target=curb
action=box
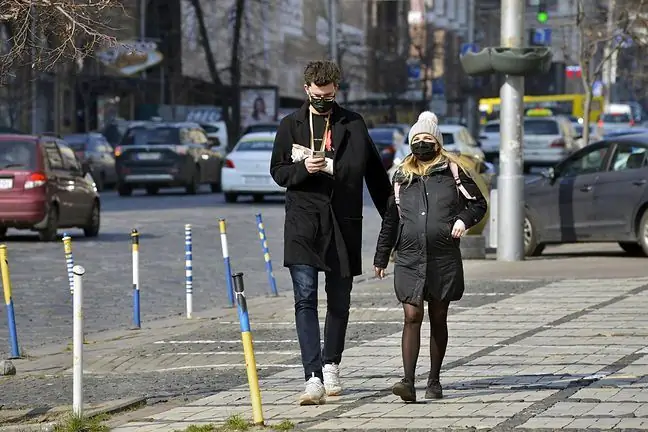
[0,397,146,431]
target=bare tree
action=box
[0,0,121,76]
[576,0,648,144]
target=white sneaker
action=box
[299,375,326,405]
[323,363,343,396]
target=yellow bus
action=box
[479,94,604,124]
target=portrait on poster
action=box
[240,87,278,129]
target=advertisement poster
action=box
[240,86,278,130]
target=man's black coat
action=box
[270,102,391,278]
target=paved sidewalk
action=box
[111,277,648,431]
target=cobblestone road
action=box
[0,188,382,350]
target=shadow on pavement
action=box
[1,232,161,243]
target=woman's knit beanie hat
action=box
[408,111,444,147]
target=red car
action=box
[0,134,101,241]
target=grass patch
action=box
[272,420,295,431]
[223,414,250,430]
[182,425,218,432]
[53,414,109,432]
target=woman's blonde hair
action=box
[398,144,470,186]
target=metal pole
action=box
[185,224,193,318]
[329,0,338,63]
[603,0,616,105]
[466,0,478,137]
[219,219,236,307]
[232,272,264,426]
[1,245,20,359]
[72,265,85,417]
[255,214,278,296]
[497,0,525,262]
[140,0,147,81]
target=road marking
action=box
[159,351,299,356]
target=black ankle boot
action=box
[392,378,416,402]
[425,377,443,399]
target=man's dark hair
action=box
[304,61,341,87]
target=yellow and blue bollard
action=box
[1,245,20,359]
[62,234,74,295]
[185,224,193,319]
[255,214,278,296]
[232,272,264,426]
[131,229,141,329]
[218,218,235,307]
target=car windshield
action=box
[0,140,37,169]
[242,124,278,134]
[484,124,500,133]
[442,133,455,144]
[63,135,89,150]
[524,120,560,135]
[121,127,180,145]
[602,113,631,123]
[369,129,395,144]
[236,140,274,151]
[200,124,220,134]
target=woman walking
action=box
[373,111,487,402]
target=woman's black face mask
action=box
[410,140,438,161]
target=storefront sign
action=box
[96,40,163,76]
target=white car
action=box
[221,132,285,203]
[480,121,501,162]
[389,125,485,180]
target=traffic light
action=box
[536,1,548,24]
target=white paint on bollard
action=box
[72,265,85,417]
[185,224,193,319]
[489,188,498,249]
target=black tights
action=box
[401,298,449,383]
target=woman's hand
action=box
[451,219,466,238]
[374,266,386,279]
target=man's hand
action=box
[451,219,466,238]
[374,266,385,279]
[305,156,326,174]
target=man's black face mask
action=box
[309,94,335,114]
[410,140,438,161]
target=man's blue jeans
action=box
[289,265,353,381]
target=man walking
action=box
[270,60,391,405]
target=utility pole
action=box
[465,0,477,138]
[328,0,338,63]
[497,0,525,261]
[602,0,617,105]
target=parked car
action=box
[239,122,280,139]
[368,127,404,171]
[0,134,100,241]
[101,119,150,148]
[114,122,223,196]
[524,134,648,256]
[603,127,648,139]
[221,132,284,203]
[483,116,579,172]
[597,112,635,135]
[480,121,501,163]
[63,133,117,191]
[196,122,229,158]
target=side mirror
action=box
[542,167,556,180]
[81,161,91,176]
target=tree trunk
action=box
[230,0,245,148]
[580,58,593,146]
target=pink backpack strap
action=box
[450,162,476,200]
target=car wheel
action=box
[186,167,200,195]
[618,242,645,256]
[117,184,133,197]
[95,172,105,192]
[224,193,238,203]
[210,182,222,193]
[146,186,159,195]
[524,212,545,257]
[83,200,100,238]
[38,204,59,242]
[253,194,264,203]
[638,210,648,256]
[0,227,6,239]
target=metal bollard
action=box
[62,234,74,295]
[218,219,235,307]
[0,245,20,359]
[72,265,85,417]
[255,214,278,297]
[131,229,141,329]
[232,273,264,426]
[185,224,193,318]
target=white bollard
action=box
[185,224,193,319]
[489,188,498,249]
[72,265,85,417]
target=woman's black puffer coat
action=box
[374,161,487,305]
